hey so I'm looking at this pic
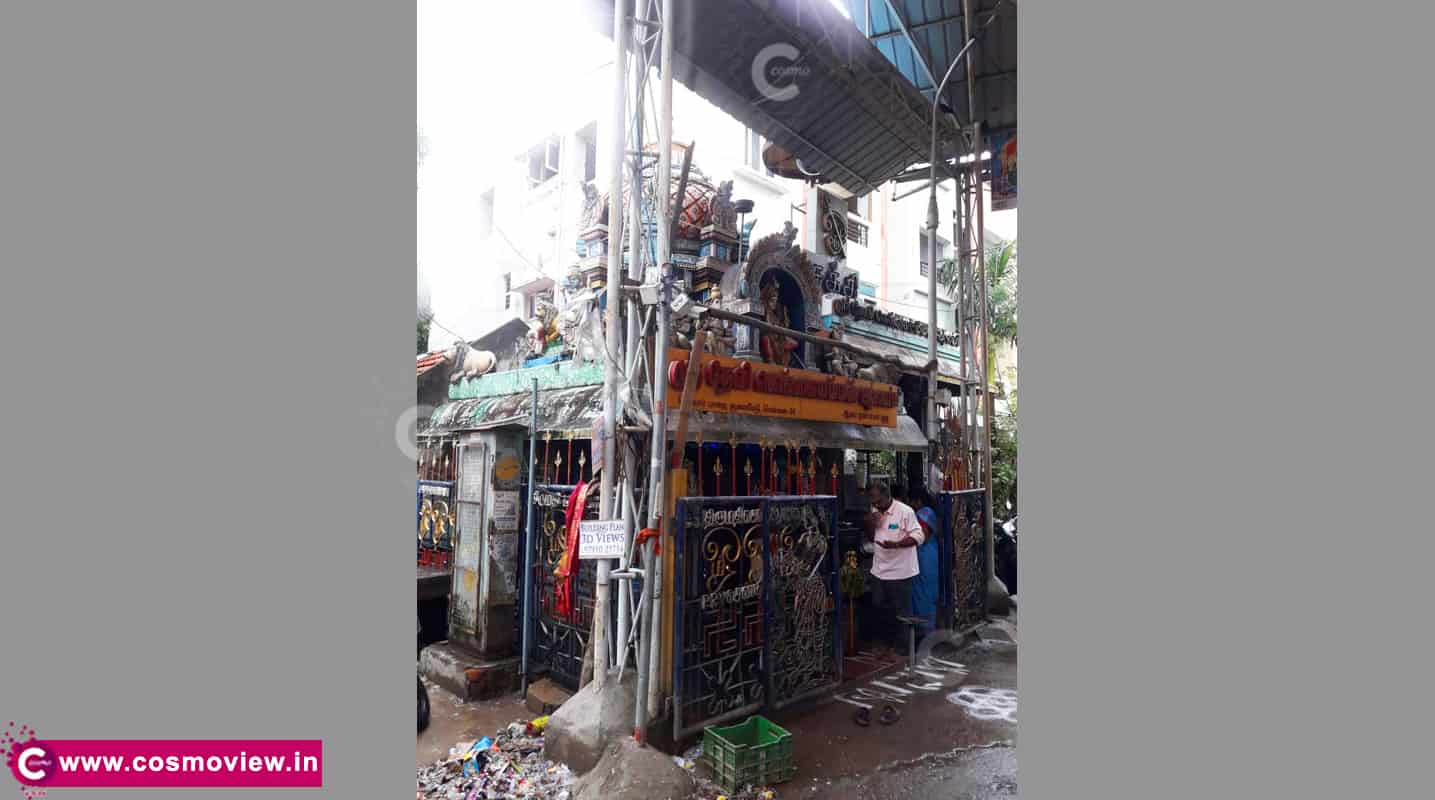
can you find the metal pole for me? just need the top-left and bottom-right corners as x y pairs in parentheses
(962, 0), (999, 608)
(925, 169), (940, 478)
(595, 0), (630, 689)
(639, 0), (673, 736)
(668, 331), (706, 746)
(959, 0), (979, 491)
(618, 8), (647, 675)
(974, 124), (997, 602)
(926, 4), (991, 485)
(520, 378), (538, 696)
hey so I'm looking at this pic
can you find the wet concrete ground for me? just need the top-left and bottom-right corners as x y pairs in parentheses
(418, 615), (1016, 797)
(416, 677), (530, 766)
(770, 635), (1016, 786)
(786, 743), (1016, 800)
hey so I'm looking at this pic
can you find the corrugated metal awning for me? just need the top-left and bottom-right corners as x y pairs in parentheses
(425, 384), (603, 435)
(667, 411), (928, 453)
(583, 0), (963, 195)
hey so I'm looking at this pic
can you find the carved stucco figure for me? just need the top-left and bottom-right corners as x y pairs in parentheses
(445, 341), (498, 383)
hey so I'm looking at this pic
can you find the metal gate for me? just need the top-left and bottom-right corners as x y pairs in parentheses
(416, 480), (456, 569)
(940, 489), (989, 628)
(672, 495), (841, 739)
(527, 483), (598, 691)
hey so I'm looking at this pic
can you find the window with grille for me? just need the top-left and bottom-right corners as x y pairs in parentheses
(846, 219), (869, 246)
(919, 231), (951, 277)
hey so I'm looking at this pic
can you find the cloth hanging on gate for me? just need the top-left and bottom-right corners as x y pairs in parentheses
(553, 480), (595, 620)
(635, 526), (661, 557)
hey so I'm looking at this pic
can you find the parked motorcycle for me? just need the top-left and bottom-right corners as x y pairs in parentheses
(995, 516), (1017, 596)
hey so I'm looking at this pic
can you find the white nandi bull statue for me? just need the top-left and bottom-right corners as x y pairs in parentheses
(444, 340), (497, 383)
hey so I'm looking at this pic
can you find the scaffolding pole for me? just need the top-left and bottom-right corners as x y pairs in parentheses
(961, 0), (979, 491)
(594, 0), (630, 689)
(638, 0), (674, 740)
(964, 0), (999, 605)
(617, 5), (648, 675)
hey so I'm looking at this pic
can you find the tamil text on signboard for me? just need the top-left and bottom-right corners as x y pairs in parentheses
(665, 348), (898, 427)
(578, 519), (625, 560)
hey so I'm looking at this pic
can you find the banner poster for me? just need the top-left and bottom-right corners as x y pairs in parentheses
(991, 130), (1017, 211)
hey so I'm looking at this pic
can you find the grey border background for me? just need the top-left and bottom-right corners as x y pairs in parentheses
(2, 1), (1432, 798)
(1023, 1), (1432, 797)
(0, 2), (413, 798)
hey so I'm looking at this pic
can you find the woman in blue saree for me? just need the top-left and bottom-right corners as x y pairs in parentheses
(909, 486), (940, 636)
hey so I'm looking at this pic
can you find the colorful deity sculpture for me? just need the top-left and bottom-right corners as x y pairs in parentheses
(758, 276), (799, 366)
(699, 287), (736, 357)
(526, 300), (561, 357)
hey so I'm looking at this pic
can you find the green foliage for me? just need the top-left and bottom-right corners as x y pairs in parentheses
(984, 240), (1017, 345)
(938, 239), (1017, 349)
(990, 410), (1017, 515)
(867, 450), (897, 480)
(940, 240), (1018, 515)
(417, 314), (431, 355)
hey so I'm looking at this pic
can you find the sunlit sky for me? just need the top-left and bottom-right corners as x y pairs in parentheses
(418, 2), (610, 318)
(418, 0), (1014, 331)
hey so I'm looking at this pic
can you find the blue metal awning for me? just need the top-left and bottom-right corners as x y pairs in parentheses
(846, 0), (1016, 139)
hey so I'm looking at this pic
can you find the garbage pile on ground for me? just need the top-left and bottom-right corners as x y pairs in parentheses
(680, 743), (780, 800)
(418, 717), (781, 800)
(416, 716), (575, 800)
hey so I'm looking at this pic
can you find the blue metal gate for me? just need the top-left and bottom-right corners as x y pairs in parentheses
(672, 495), (842, 739)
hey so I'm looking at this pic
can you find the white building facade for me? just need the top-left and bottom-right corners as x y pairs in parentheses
(425, 60), (1010, 353)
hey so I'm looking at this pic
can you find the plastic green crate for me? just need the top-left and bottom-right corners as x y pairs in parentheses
(700, 715), (796, 792)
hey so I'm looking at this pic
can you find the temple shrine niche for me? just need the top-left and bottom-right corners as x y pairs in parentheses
(719, 221), (824, 368)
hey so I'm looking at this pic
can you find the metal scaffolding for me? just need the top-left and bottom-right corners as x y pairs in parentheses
(592, 0), (674, 744)
(585, 0), (1010, 742)
(929, 0), (1009, 603)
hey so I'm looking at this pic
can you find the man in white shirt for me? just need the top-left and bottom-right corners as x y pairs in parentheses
(863, 481), (925, 652)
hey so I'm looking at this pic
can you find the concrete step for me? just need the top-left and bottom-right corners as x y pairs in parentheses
(418, 641), (519, 702)
(524, 677), (573, 716)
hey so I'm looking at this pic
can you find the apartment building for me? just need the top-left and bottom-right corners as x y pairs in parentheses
(425, 59), (1009, 352)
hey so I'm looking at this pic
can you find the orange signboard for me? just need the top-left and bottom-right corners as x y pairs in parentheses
(665, 348), (899, 428)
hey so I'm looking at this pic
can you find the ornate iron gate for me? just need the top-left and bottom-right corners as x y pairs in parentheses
(941, 489), (989, 628)
(673, 496), (841, 739)
(527, 483), (598, 691)
(765, 497), (841, 710)
(416, 480), (456, 569)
